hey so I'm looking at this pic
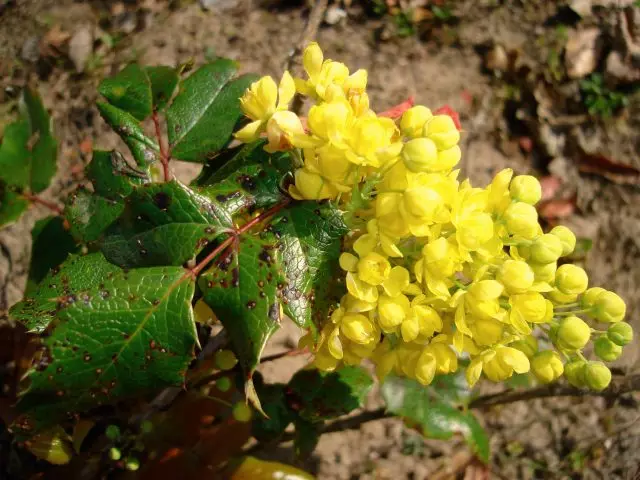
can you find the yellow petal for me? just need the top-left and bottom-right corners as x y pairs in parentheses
(234, 120), (264, 142)
(277, 71), (296, 109)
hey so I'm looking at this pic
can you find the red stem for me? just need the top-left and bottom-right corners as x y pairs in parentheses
(22, 193), (64, 216)
(152, 111), (171, 182)
(188, 199), (291, 277)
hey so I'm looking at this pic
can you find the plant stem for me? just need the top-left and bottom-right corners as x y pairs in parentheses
(21, 193), (64, 216)
(188, 199), (291, 278)
(152, 111), (171, 182)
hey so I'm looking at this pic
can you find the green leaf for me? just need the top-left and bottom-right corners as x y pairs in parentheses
(270, 202), (348, 329)
(167, 60), (258, 162)
(287, 366), (374, 422)
(0, 182), (28, 228)
(251, 383), (293, 442)
(27, 216), (79, 292)
(198, 229), (285, 374)
(10, 253), (121, 334)
(146, 66), (180, 112)
(97, 102), (159, 167)
(195, 141), (291, 218)
(0, 88), (57, 193)
(65, 151), (149, 243)
(381, 375), (490, 463)
(293, 418), (320, 459)
(101, 180), (230, 267)
(13, 254), (197, 433)
(228, 457), (315, 480)
(98, 64), (153, 121)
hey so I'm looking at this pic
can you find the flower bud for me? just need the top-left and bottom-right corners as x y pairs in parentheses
(125, 457), (140, 472)
(594, 337), (622, 362)
(215, 350), (238, 371)
(401, 138), (439, 173)
(556, 315), (591, 350)
(414, 350), (436, 386)
(400, 106), (433, 138)
(437, 145), (462, 171)
(584, 361), (611, 391)
(232, 402), (253, 422)
(548, 288), (578, 304)
(403, 187), (443, 219)
(424, 115), (460, 150)
(510, 335), (538, 358)
(105, 425), (120, 441)
(498, 260), (534, 293)
(109, 447), (121, 461)
(530, 234), (563, 264)
(504, 202), (540, 239)
(529, 261), (557, 283)
(592, 290), (626, 323)
(580, 287), (605, 309)
(531, 351), (564, 383)
(564, 360), (586, 387)
(607, 322), (633, 346)
(292, 168), (335, 200)
(216, 376), (232, 392)
(510, 175), (542, 205)
(555, 264), (588, 295)
(550, 226), (576, 256)
(357, 252), (391, 286)
(511, 292), (548, 323)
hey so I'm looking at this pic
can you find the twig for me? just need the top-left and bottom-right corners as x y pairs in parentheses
(259, 348), (308, 364)
(152, 111), (171, 182)
(21, 193), (64, 216)
(285, 0), (329, 114)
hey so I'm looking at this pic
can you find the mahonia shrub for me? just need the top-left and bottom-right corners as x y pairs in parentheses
(235, 43), (629, 392)
(0, 43), (631, 475)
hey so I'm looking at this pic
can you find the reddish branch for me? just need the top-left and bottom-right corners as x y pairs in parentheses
(21, 193), (64, 216)
(188, 199), (291, 278)
(152, 111), (171, 182)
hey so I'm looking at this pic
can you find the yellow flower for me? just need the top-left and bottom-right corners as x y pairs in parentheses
(378, 294), (410, 332)
(295, 42), (350, 100)
(264, 111), (309, 153)
(550, 225), (576, 256)
(504, 202), (540, 239)
(382, 266), (411, 297)
(401, 138), (439, 172)
(346, 271), (378, 303)
(583, 361), (611, 391)
(357, 252), (391, 285)
(423, 115), (460, 150)
(341, 313), (378, 345)
(530, 234), (564, 264)
(482, 346), (530, 383)
(591, 290), (626, 323)
(288, 167), (338, 200)
(236, 72), (296, 142)
(509, 292), (549, 334)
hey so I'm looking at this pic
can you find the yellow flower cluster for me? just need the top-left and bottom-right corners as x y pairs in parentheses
(235, 43), (631, 391)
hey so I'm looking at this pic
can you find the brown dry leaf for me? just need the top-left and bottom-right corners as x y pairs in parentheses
(540, 175), (563, 202)
(78, 137), (93, 157)
(538, 195), (577, 220)
(578, 153), (640, 185)
(40, 25), (71, 58)
(463, 458), (491, 480)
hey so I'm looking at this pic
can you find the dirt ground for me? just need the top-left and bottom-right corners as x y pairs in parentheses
(1, 0), (640, 478)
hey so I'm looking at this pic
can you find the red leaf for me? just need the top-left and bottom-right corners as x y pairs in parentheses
(378, 96), (415, 119)
(538, 196), (576, 220)
(578, 153), (640, 185)
(434, 105), (461, 130)
(518, 136), (533, 153)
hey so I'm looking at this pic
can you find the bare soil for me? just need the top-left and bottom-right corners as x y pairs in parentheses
(1, 0), (640, 478)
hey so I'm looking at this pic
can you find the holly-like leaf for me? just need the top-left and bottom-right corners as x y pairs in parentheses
(381, 375), (490, 463)
(10, 253), (121, 334)
(146, 66), (180, 112)
(227, 457), (314, 480)
(251, 383), (293, 442)
(195, 141), (291, 218)
(27, 216), (79, 292)
(198, 229), (285, 374)
(270, 202), (348, 329)
(13, 253), (197, 433)
(65, 151), (149, 243)
(97, 102), (159, 167)
(98, 64), (153, 121)
(167, 60), (258, 162)
(293, 418), (320, 459)
(0, 88), (57, 194)
(0, 182), (28, 228)
(287, 366), (374, 422)
(101, 180), (231, 268)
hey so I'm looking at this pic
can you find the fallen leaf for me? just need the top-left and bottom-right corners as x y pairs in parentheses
(540, 175), (563, 202)
(578, 153), (640, 185)
(518, 136), (533, 153)
(538, 195), (576, 220)
(79, 137), (92, 156)
(40, 25), (71, 57)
